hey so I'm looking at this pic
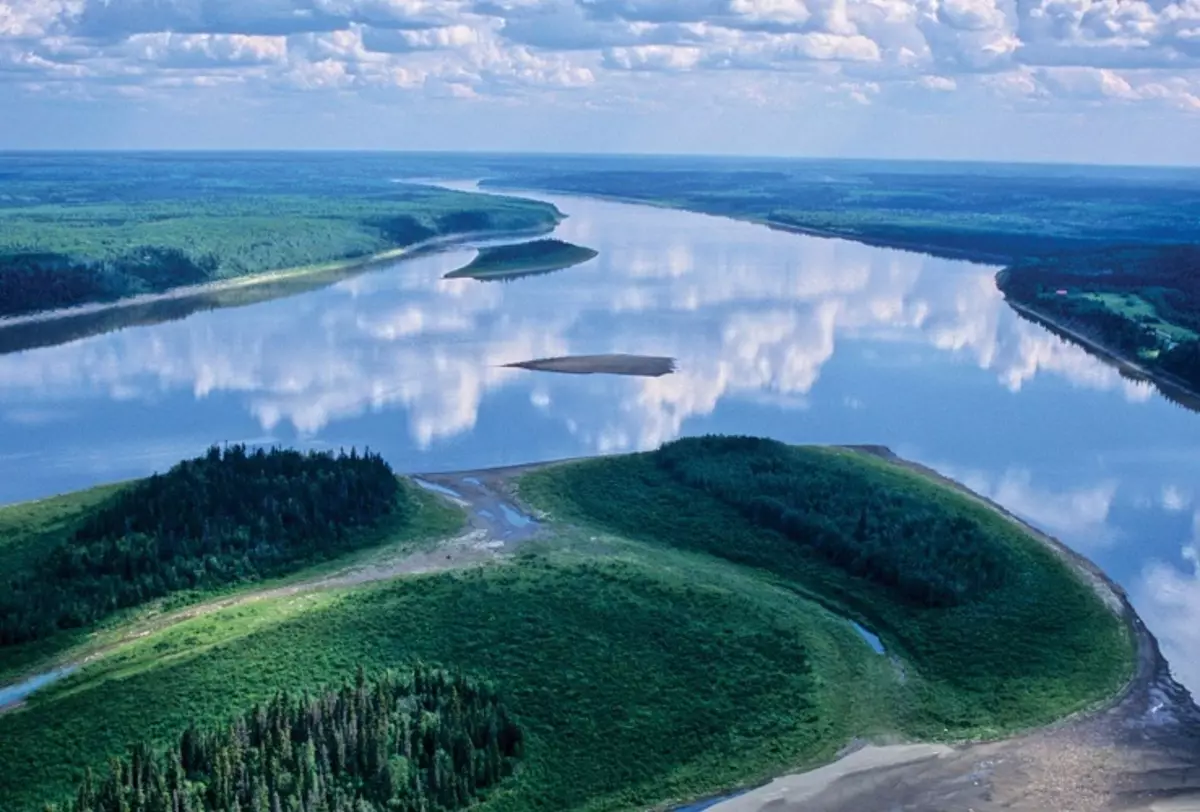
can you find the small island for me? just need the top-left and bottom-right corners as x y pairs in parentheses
(0, 437), (1139, 812)
(503, 353), (676, 376)
(444, 238), (598, 281)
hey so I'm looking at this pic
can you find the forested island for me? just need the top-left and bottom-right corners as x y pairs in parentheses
(0, 437), (1134, 812)
(444, 238), (597, 281)
(0, 445), (414, 646)
(51, 666), (522, 812)
(0, 185), (560, 319)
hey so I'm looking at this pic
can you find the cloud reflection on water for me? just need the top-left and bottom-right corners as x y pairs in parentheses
(0, 192), (1198, 693)
(0, 196), (1151, 453)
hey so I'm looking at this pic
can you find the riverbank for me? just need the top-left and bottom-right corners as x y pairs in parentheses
(673, 446), (1200, 812)
(1002, 296), (1200, 410)
(0, 223), (558, 358)
(0, 222), (559, 331)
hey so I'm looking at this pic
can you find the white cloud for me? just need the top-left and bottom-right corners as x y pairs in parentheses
(1162, 484), (1192, 512)
(604, 43), (703, 69)
(1, 0), (1198, 117)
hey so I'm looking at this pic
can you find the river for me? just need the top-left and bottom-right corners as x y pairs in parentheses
(1, 188), (1198, 698)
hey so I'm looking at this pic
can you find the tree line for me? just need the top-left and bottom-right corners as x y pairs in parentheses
(0, 445), (404, 646)
(653, 437), (1012, 608)
(48, 666), (523, 812)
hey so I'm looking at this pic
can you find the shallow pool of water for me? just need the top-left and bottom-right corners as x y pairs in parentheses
(851, 622), (886, 655)
(0, 666), (77, 710)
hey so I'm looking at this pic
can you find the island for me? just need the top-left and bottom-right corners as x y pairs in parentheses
(482, 165), (1200, 405)
(443, 238), (598, 281)
(503, 353), (676, 376)
(0, 186), (562, 320)
(0, 436), (1140, 812)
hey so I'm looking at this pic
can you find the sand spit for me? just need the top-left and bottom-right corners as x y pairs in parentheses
(503, 354), (676, 377)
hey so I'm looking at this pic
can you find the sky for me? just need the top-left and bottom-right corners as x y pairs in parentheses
(2, 0), (1200, 163)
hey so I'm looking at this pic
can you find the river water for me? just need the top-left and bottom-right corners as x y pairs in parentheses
(1, 189), (1198, 696)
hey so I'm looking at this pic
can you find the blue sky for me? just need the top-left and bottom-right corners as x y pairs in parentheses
(2, 0), (1199, 162)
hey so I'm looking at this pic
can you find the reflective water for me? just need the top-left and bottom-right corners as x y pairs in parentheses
(1, 191), (1198, 695)
(850, 622), (886, 655)
(0, 666), (77, 710)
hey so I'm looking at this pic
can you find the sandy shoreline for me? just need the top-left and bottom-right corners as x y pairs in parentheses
(0, 223), (557, 331)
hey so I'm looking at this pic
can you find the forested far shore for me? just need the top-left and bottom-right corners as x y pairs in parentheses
(0, 190), (561, 319)
(0, 445), (410, 646)
(998, 245), (1200, 393)
(48, 666), (523, 812)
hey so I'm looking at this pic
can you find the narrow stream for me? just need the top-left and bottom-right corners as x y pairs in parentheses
(0, 666), (77, 711)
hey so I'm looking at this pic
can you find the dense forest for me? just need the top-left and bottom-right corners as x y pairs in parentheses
(0, 445), (405, 645)
(999, 245), (1200, 390)
(653, 437), (1010, 607)
(49, 666), (523, 812)
(0, 184), (560, 318)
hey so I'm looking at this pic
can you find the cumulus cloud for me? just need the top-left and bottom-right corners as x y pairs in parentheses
(1, 0), (1199, 114)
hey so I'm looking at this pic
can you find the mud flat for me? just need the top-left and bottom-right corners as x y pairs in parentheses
(503, 353), (676, 376)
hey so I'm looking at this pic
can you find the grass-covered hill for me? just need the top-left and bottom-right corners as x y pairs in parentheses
(0, 437), (1133, 812)
(0, 188), (561, 319)
(520, 437), (1134, 736)
(444, 238), (598, 281)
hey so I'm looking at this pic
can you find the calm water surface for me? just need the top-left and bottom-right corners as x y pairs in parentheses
(2, 190), (1198, 694)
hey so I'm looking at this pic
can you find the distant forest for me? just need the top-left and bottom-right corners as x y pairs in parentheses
(0, 445), (405, 646)
(51, 666), (523, 812)
(0, 186), (560, 318)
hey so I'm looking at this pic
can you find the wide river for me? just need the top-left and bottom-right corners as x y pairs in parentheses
(2, 188), (1199, 697)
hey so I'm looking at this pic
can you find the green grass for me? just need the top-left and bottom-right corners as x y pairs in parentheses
(0, 478), (463, 686)
(0, 539), (898, 812)
(519, 447), (1134, 739)
(0, 444), (1135, 812)
(1080, 291), (1199, 342)
(444, 238), (598, 281)
(0, 482), (128, 573)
